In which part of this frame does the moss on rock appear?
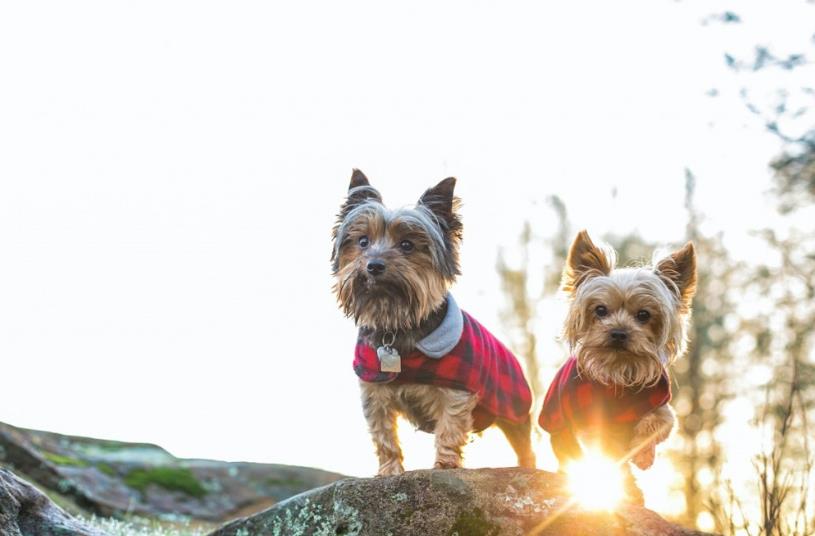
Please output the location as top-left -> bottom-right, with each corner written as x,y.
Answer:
95,463 -> 117,476
124,467 -> 207,499
42,452 -> 89,467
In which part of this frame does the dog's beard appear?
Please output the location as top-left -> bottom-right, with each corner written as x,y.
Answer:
576,341 -> 664,389
335,268 -> 447,332
349,273 -> 416,331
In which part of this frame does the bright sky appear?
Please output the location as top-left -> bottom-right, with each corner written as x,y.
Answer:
1,0 -> 812,518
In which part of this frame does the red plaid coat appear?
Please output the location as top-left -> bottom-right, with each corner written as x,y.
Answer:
539,356 -> 671,442
354,311 -> 532,432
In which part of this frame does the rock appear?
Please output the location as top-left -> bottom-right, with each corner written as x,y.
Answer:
0,467 -> 106,536
0,421 -> 344,522
209,468 -> 716,536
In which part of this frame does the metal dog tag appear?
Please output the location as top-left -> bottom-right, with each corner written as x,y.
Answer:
377,345 -> 401,373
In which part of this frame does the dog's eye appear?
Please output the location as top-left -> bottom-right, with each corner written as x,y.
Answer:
358,236 -> 369,248
636,310 -> 651,323
595,305 -> 608,318
399,240 -> 414,252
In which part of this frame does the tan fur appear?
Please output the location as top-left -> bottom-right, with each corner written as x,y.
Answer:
496,417 -> 537,469
561,229 -> 616,294
360,382 -> 536,475
561,230 -> 696,469
335,172 -> 536,475
656,242 -> 697,314
333,209 -> 449,331
360,382 -> 477,474
629,405 -> 676,469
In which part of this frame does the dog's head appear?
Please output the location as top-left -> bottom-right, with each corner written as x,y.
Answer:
331,170 -> 463,331
562,230 -> 696,388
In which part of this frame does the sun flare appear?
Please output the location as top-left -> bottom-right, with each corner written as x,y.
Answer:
566,451 -> 625,511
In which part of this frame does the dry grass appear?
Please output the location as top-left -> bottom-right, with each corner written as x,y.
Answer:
707,380 -> 814,536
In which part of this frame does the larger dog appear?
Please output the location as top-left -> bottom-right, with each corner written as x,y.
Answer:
331,170 -> 536,476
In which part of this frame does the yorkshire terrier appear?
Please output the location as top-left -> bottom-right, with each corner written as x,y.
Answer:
331,169 -> 536,476
539,230 -> 696,501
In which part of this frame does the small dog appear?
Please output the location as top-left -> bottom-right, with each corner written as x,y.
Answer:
539,230 -> 696,499
331,169 -> 536,476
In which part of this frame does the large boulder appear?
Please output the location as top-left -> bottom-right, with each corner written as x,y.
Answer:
0,421 -> 344,522
210,468 -> 714,536
0,467 -> 105,536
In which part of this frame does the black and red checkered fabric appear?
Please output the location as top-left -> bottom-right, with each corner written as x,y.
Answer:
539,356 -> 671,439
354,311 -> 532,432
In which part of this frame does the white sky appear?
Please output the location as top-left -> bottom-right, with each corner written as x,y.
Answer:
1,0 -> 812,500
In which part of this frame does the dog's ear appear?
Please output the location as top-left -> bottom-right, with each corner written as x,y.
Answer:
331,169 -> 383,267
345,169 -> 382,207
561,230 -> 614,295
418,177 -> 462,236
656,242 -> 697,312
419,177 -> 455,213
336,168 -> 382,223
349,168 -> 370,189
419,177 -> 463,278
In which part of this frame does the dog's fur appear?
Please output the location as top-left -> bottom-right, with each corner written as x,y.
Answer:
556,230 -> 696,471
332,170 -> 536,475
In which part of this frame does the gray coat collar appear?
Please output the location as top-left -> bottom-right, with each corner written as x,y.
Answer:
415,293 -> 464,359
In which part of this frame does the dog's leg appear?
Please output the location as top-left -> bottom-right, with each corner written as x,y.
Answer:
550,431 -> 582,470
621,464 -> 645,505
360,382 -> 404,476
496,416 -> 537,469
629,404 -> 675,470
433,388 -> 477,469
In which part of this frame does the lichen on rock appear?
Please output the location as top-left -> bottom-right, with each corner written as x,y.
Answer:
209,468 -> 717,536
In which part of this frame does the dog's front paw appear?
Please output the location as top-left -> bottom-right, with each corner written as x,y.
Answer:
622,469 -> 645,505
630,439 -> 656,470
377,459 -> 405,476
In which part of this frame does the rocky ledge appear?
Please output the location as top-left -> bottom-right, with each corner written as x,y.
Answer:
0,421 -> 344,522
211,467 -> 715,536
0,467 -> 104,536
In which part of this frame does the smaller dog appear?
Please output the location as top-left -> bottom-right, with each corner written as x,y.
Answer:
539,230 -> 696,501
332,170 -> 536,476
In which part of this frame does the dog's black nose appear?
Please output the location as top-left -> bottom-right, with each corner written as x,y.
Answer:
367,259 -> 386,275
610,329 -> 628,343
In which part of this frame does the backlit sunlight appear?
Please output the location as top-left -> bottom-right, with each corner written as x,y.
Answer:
397,420 -> 686,516
566,450 -> 625,511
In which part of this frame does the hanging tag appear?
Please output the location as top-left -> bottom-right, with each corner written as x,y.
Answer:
377,345 -> 401,373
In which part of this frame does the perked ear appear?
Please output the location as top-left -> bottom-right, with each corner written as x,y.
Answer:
343,168 -> 382,207
332,169 -> 383,253
561,230 -> 614,295
349,168 -> 370,189
418,177 -> 462,235
656,242 -> 697,312
419,176 -> 456,212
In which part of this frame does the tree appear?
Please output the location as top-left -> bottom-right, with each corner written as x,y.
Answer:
704,5 -> 815,533
496,196 -> 571,400
672,171 -> 740,530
